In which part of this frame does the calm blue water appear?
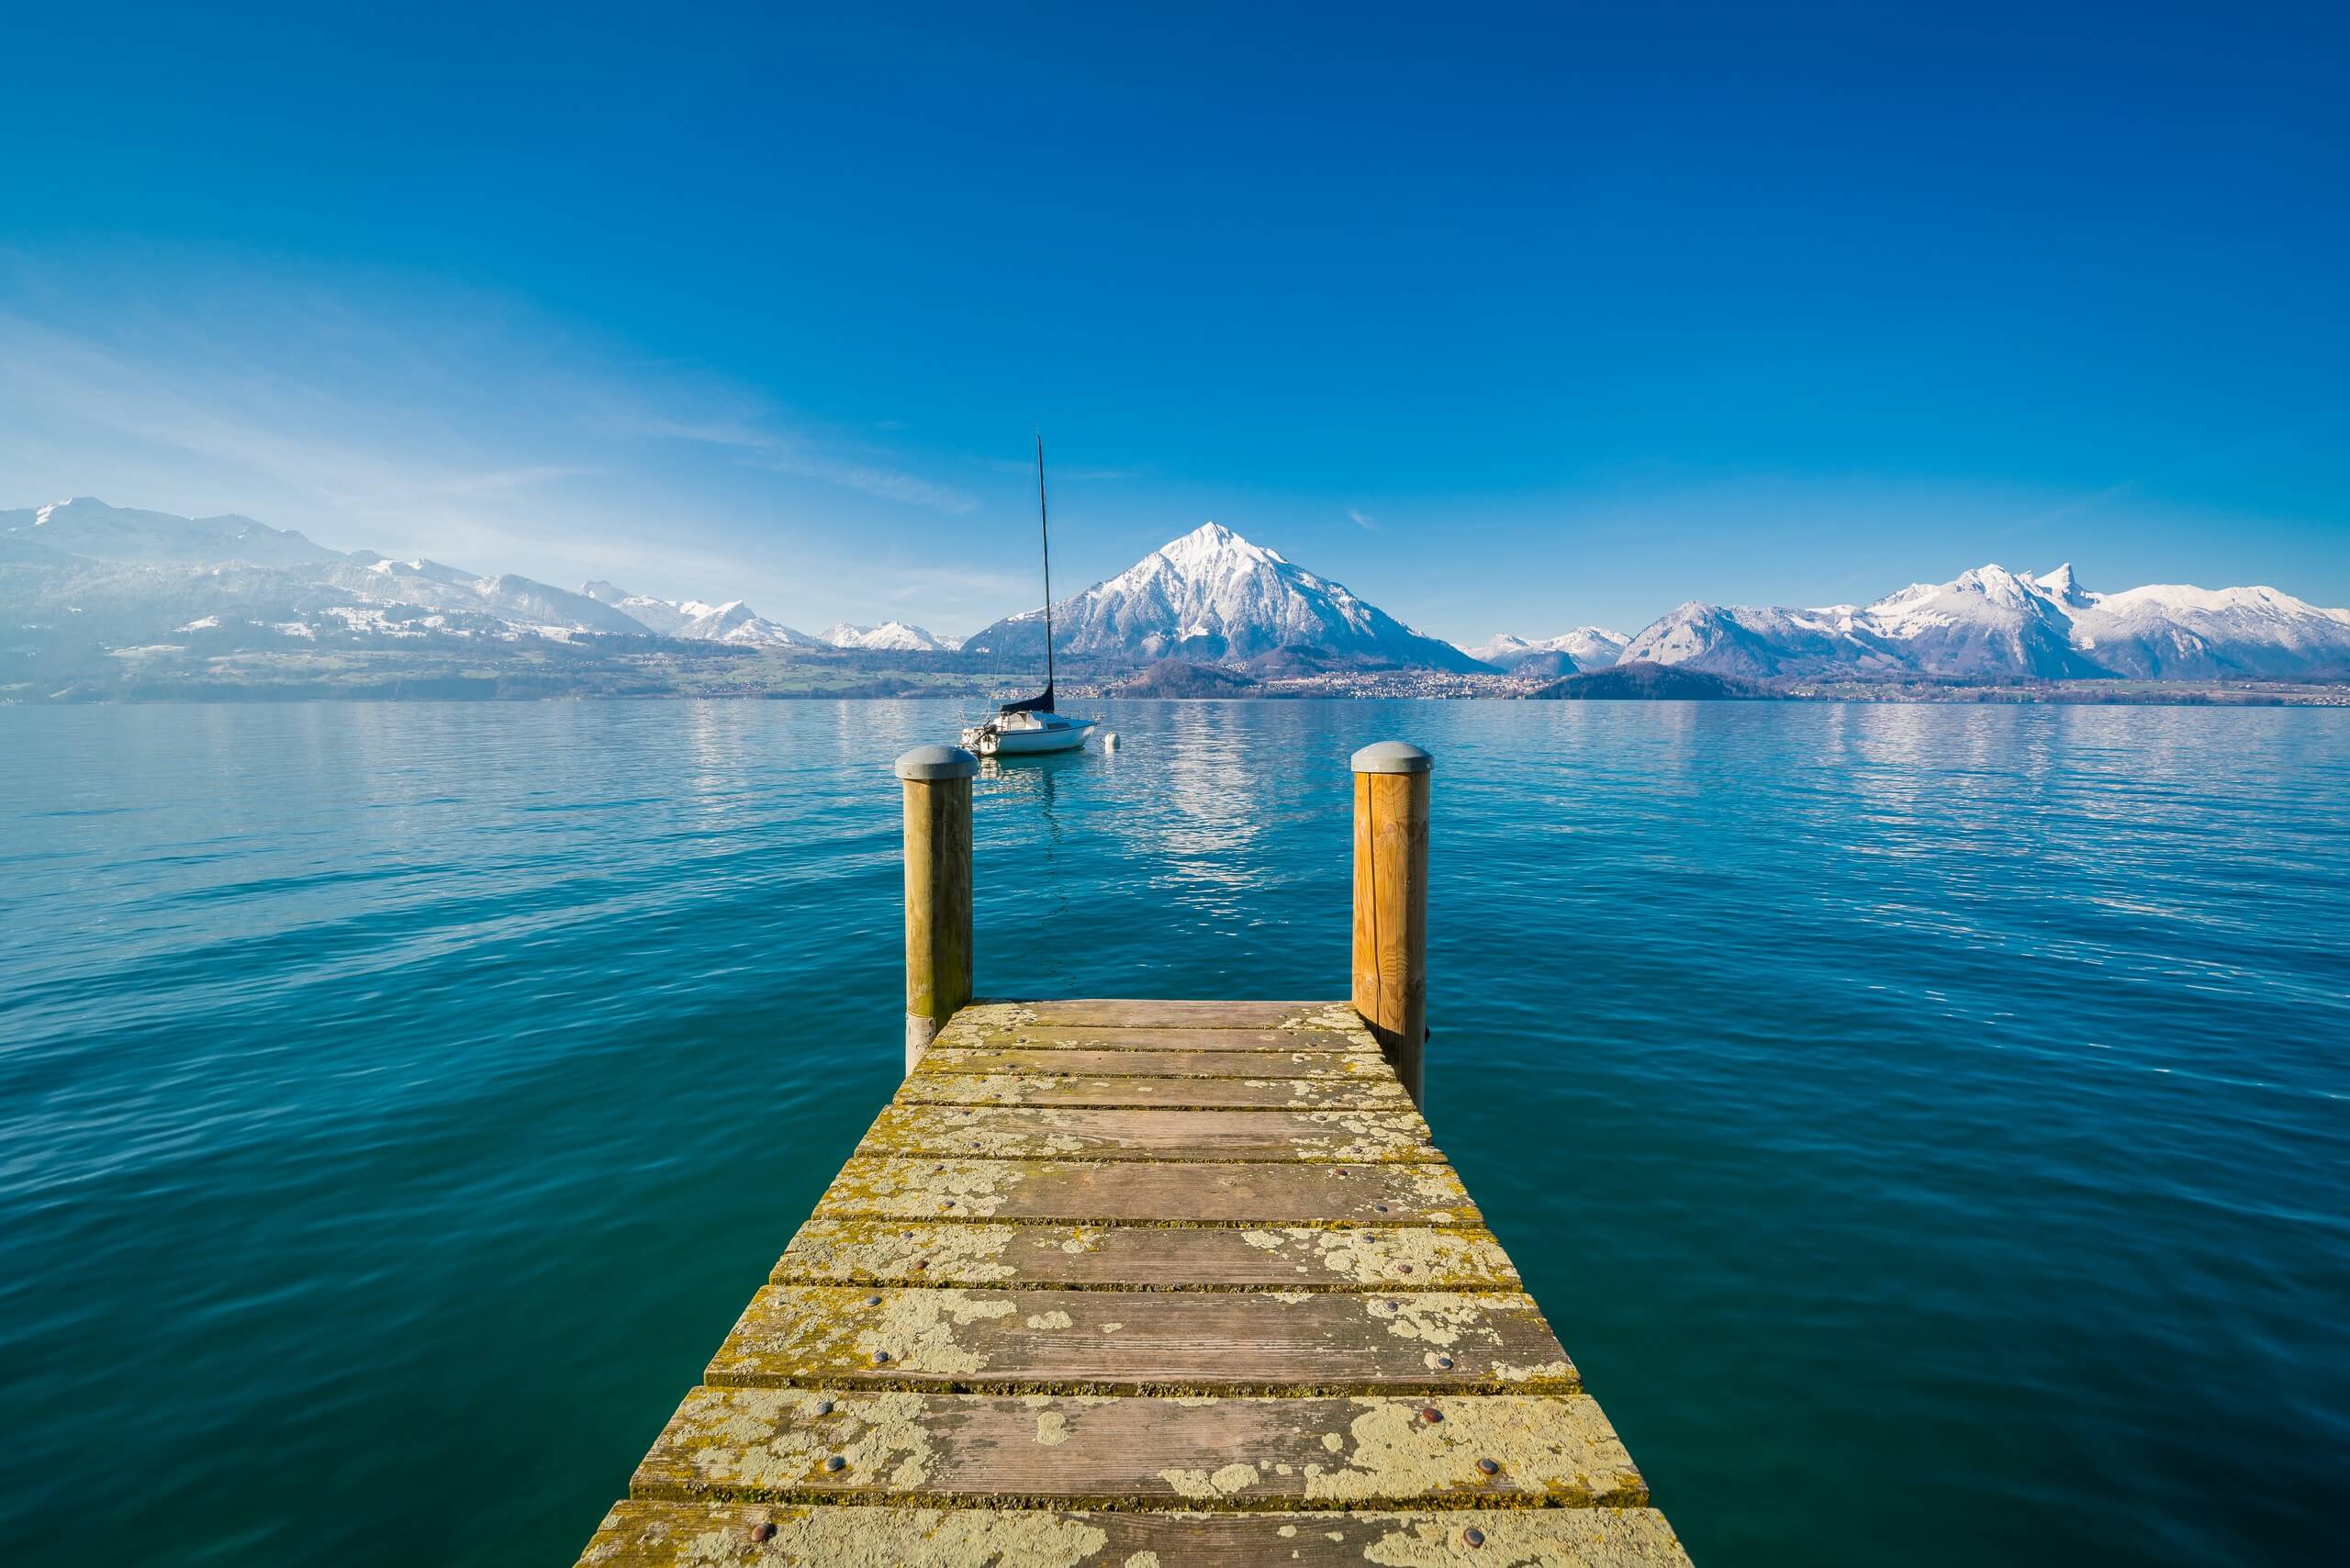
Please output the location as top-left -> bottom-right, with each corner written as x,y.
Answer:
3,700 -> 2345,1564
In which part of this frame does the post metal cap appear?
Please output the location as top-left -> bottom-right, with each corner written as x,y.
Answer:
895,744 -> 979,781
1351,740 -> 1434,775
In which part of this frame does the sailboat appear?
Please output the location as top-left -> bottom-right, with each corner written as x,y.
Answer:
959,438 -> 1098,758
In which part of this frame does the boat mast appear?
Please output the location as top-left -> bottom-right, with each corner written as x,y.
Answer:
1036,433 -> 1055,710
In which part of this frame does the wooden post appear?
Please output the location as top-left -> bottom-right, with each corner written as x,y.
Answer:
897,744 -> 977,1072
1351,741 -> 1431,1108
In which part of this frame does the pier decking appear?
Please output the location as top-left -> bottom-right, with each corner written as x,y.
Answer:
575,745 -> 1690,1565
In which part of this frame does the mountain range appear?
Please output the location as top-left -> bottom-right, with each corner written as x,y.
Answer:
1600,564 -> 2350,682
6,496 -> 2346,692
0,497 -> 947,655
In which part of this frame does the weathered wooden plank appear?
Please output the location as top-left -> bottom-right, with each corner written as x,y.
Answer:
771,1221 -> 1525,1292
860,1104 -> 1440,1164
917,1047 -> 1394,1081
898,1070 -> 1413,1110
632,1388 -> 1647,1508
579,1501 -> 1696,1567
936,1022 -> 1369,1053
708,1285 -> 1575,1394
816,1157 -> 1479,1226
966,999 -> 1357,1031
582,991 -> 1683,1568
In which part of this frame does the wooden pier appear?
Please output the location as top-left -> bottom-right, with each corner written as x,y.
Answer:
576,743 -> 1690,1566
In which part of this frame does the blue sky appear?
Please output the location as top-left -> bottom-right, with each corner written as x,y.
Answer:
4,1 -> 2344,641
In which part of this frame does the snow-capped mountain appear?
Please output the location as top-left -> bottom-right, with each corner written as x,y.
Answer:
1467,627 -> 1629,675
581,581 -> 824,646
1617,564 -> 2350,680
962,521 -> 1483,671
822,621 -> 958,652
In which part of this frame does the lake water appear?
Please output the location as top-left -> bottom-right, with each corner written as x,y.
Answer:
3,699 -> 2344,1564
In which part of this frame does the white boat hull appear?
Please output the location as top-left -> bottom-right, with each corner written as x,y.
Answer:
961,715 -> 1096,756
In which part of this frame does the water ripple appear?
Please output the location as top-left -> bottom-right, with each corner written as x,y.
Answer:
0,699 -> 2344,1565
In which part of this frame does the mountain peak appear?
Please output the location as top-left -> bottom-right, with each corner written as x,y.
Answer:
1158,521 -> 1284,573
2027,563 -> 2093,606
1952,564 -> 2031,601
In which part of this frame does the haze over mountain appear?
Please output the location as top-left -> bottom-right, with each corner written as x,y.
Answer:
0,498 -> 826,651
4,498 -> 342,569
962,521 -> 1485,672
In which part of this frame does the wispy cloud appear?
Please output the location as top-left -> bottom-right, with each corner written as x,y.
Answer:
744,448 -> 979,513
577,393 -> 978,512
0,310 -> 581,542
0,258 -> 1001,614
1348,508 -> 1378,531
983,455 -> 1140,481
884,565 -> 1038,610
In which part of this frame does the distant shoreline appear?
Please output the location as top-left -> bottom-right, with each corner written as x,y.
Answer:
8,646 -> 2345,709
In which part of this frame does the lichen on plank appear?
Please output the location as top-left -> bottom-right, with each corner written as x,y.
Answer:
770,1221 -> 1524,1292
918,1047 -> 1399,1081
706,1286 -> 1578,1394
814,1157 -> 1477,1227
859,1104 -> 1441,1164
577,1502 -> 1695,1568
897,1070 -> 1413,1110
632,1389 -> 1647,1509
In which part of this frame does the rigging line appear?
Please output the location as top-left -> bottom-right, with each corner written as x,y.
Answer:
1036,433 -> 1054,704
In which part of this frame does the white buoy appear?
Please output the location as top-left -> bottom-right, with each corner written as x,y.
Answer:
1103,732 -> 1120,750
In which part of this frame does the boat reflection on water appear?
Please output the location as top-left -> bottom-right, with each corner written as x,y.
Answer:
977,739 -> 1104,801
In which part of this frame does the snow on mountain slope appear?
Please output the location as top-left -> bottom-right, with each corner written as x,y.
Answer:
1467,627 -> 1629,672
822,621 -> 957,652
350,553 -> 476,588
467,574 -> 653,635
1849,565 -> 2109,678
962,521 -> 1483,670
674,599 -> 825,646
2060,575 -> 2350,678
581,580 -> 823,646
285,557 -> 643,635
1617,563 -> 2350,680
582,579 -> 694,635
1615,600 -> 1897,679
